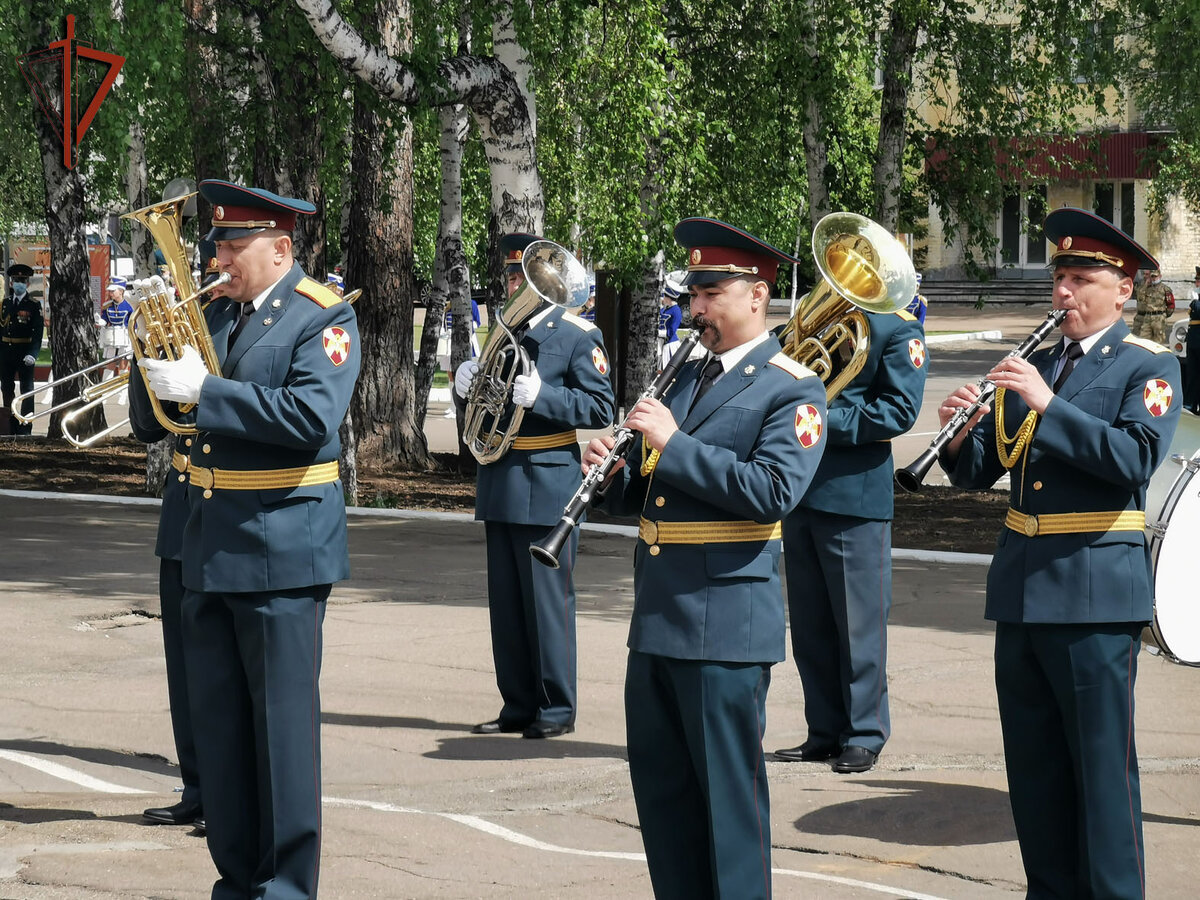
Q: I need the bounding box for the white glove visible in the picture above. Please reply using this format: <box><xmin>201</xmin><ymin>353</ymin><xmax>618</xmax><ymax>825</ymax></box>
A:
<box><xmin>139</xmin><ymin>344</ymin><xmax>208</xmax><ymax>404</ymax></box>
<box><xmin>512</xmin><ymin>367</ymin><xmax>542</xmax><ymax>408</ymax></box>
<box><xmin>22</xmin><ymin>355</ymin><xmax>35</xmax><ymax>367</ymax></box>
<box><xmin>454</xmin><ymin>360</ymin><xmax>479</xmax><ymax>399</ymax></box>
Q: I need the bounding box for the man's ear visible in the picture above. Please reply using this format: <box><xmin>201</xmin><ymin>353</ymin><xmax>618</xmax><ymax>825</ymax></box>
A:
<box><xmin>750</xmin><ymin>278</ymin><xmax>771</xmax><ymax>313</ymax></box>
<box><xmin>273</xmin><ymin>234</ymin><xmax>293</xmax><ymax>262</ymax></box>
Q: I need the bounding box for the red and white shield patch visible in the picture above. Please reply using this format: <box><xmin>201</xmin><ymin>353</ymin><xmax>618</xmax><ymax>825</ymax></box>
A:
<box><xmin>592</xmin><ymin>347</ymin><xmax>609</xmax><ymax>375</ymax></box>
<box><xmin>1144</xmin><ymin>378</ymin><xmax>1173</xmax><ymax>417</ymax></box>
<box><xmin>795</xmin><ymin>404</ymin><xmax>823</xmax><ymax>449</ymax></box>
<box><xmin>323</xmin><ymin>326</ymin><xmax>351</xmax><ymax>366</ymax></box>
<box><xmin>908</xmin><ymin>338</ymin><xmax>926</xmax><ymax>369</ymax></box>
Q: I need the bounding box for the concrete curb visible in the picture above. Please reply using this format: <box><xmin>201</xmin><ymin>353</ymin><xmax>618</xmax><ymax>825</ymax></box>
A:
<box><xmin>925</xmin><ymin>330</ymin><xmax>1002</xmax><ymax>345</ymax></box>
<box><xmin>2</xmin><ymin>488</ymin><xmax>994</xmax><ymax>567</ymax></box>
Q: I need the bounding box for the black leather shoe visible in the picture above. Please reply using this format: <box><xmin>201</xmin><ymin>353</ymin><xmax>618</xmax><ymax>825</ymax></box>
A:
<box><xmin>774</xmin><ymin>741</ymin><xmax>838</xmax><ymax>762</ymax></box>
<box><xmin>143</xmin><ymin>800</ymin><xmax>203</xmax><ymax>826</ymax></box>
<box><xmin>522</xmin><ymin>720</ymin><xmax>574</xmax><ymax>739</ymax></box>
<box><xmin>831</xmin><ymin>746</ymin><xmax>878</xmax><ymax>774</ymax></box>
<box><xmin>193</xmin><ymin>818</ymin><xmax>206</xmax><ymax>834</ymax></box>
<box><xmin>471</xmin><ymin>719</ymin><xmax>529</xmax><ymax>735</ymax></box>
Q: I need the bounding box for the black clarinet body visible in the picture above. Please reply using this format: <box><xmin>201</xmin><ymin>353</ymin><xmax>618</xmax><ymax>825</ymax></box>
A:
<box><xmin>530</xmin><ymin>328</ymin><xmax>704</xmax><ymax>568</ymax></box>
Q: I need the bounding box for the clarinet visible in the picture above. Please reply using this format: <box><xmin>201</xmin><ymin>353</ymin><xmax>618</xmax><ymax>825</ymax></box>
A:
<box><xmin>529</xmin><ymin>328</ymin><xmax>704</xmax><ymax>569</ymax></box>
<box><xmin>894</xmin><ymin>308</ymin><xmax>1068</xmax><ymax>493</ymax></box>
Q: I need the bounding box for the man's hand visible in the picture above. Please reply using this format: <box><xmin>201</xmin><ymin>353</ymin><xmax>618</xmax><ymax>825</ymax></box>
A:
<box><xmin>21</xmin><ymin>355</ymin><xmax>35</xmax><ymax>367</ymax></box>
<box><xmin>624</xmin><ymin>398</ymin><xmax>678</xmax><ymax>453</ymax></box>
<box><xmin>938</xmin><ymin>383</ymin><xmax>990</xmax><ymax>462</ymax></box>
<box><xmin>139</xmin><ymin>344</ymin><xmax>208</xmax><ymax>404</ymax></box>
<box><xmin>987</xmin><ymin>356</ymin><xmax>1053</xmax><ymax>415</ymax></box>
<box><xmin>454</xmin><ymin>360</ymin><xmax>478</xmax><ymax>399</ymax></box>
<box><xmin>582</xmin><ymin>435</ymin><xmax>620</xmax><ymax>477</ymax></box>
<box><xmin>512</xmin><ymin>367</ymin><xmax>542</xmax><ymax>408</ymax></box>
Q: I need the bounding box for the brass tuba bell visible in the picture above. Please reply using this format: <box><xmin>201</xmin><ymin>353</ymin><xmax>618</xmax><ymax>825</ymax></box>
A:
<box><xmin>462</xmin><ymin>240</ymin><xmax>591</xmax><ymax>464</ymax></box>
<box><xmin>777</xmin><ymin>212</ymin><xmax>916</xmax><ymax>400</ymax></box>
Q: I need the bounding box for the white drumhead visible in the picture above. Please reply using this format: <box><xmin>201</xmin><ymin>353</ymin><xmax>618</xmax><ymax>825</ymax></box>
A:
<box><xmin>1147</xmin><ymin>414</ymin><xmax>1200</xmax><ymax>518</ymax></box>
<box><xmin>1151</xmin><ymin>458</ymin><xmax>1200</xmax><ymax>665</ymax></box>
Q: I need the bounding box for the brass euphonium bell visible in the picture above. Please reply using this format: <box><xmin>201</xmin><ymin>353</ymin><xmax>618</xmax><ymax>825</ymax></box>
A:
<box><xmin>123</xmin><ymin>192</ymin><xmax>227</xmax><ymax>435</ymax></box>
<box><xmin>462</xmin><ymin>240</ymin><xmax>591</xmax><ymax>464</ymax></box>
<box><xmin>777</xmin><ymin>212</ymin><xmax>917</xmax><ymax>401</ymax></box>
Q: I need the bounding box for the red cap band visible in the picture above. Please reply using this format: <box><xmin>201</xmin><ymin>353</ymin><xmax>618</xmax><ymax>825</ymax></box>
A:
<box><xmin>687</xmin><ymin>246</ymin><xmax>778</xmax><ymax>282</ymax></box>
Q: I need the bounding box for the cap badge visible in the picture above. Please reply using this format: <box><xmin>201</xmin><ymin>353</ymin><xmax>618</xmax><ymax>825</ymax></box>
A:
<box><xmin>1061</xmin><ymin>236</ymin><xmax>1073</xmax><ymax>250</ymax></box>
<box><xmin>214</xmin><ymin>206</ymin><xmax>225</xmax><ymax>221</ymax></box>
<box><xmin>691</xmin><ymin>249</ymin><xmax>702</xmax><ymax>265</ymax></box>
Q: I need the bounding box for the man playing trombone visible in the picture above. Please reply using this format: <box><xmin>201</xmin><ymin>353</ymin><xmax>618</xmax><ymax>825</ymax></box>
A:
<box><xmin>1</xmin><ymin>263</ymin><xmax>42</xmax><ymax>436</ymax></box>
<box><xmin>935</xmin><ymin>208</ymin><xmax>1179</xmax><ymax>898</ymax></box>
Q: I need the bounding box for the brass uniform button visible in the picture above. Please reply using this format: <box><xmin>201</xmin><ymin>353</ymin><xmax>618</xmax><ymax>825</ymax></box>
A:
<box><xmin>1033</xmin><ymin>481</ymin><xmax>1043</xmax><ymax>491</ymax></box>
<box><xmin>649</xmin><ymin>545</ymin><xmax>661</xmax><ymax>556</ymax></box>
<box><xmin>185</xmin><ymin>438</ymin><xmax>193</xmax><ymax>447</ymax></box>
<box><xmin>655</xmin><ymin>496</ymin><xmax>665</xmax><ymax>508</ymax></box>
<box><xmin>178</xmin><ymin>474</ymin><xmax>186</xmax><ymax>483</ymax></box>
<box><xmin>203</xmin><ymin>489</ymin><xmax>213</xmax><ymax>500</ymax></box>
<box><xmin>202</xmin><ymin>444</ymin><xmax>211</xmax><ymax>454</ymax></box>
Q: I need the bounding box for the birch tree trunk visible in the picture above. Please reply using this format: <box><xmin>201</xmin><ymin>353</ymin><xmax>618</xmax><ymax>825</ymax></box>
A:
<box><xmin>26</xmin><ymin>13</ymin><xmax>96</xmax><ymax>442</ymax></box>
<box><xmin>871</xmin><ymin>7</ymin><xmax>920</xmax><ymax>232</ymax></box>
<box><xmin>183</xmin><ymin>0</ymin><xmax>228</xmax><ymax>228</ymax></box>
<box><xmin>345</xmin><ymin>1</ymin><xmax>427</xmax><ymax>468</ymax></box>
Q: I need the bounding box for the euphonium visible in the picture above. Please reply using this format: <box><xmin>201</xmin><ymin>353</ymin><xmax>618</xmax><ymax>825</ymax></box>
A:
<box><xmin>462</xmin><ymin>240</ymin><xmax>591</xmax><ymax>464</ymax></box>
<box><xmin>776</xmin><ymin>212</ymin><xmax>917</xmax><ymax>400</ymax></box>
<box><xmin>123</xmin><ymin>193</ymin><xmax>226</xmax><ymax>435</ymax></box>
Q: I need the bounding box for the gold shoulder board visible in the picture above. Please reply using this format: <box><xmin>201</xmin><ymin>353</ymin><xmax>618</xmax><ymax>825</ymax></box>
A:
<box><xmin>296</xmin><ymin>278</ymin><xmax>344</xmax><ymax>309</ymax></box>
<box><xmin>895</xmin><ymin>310</ymin><xmax>918</xmax><ymax>321</ymax></box>
<box><xmin>1122</xmin><ymin>334</ymin><xmax>1170</xmax><ymax>354</ymax></box>
<box><xmin>768</xmin><ymin>352</ymin><xmax>817</xmax><ymax>380</ymax></box>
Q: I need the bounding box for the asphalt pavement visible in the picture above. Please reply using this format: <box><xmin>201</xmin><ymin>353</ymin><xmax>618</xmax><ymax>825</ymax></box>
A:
<box><xmin>1</xmin><ymin>303</ymin><xmax>1198</xmax><ymax>898</ymax></box>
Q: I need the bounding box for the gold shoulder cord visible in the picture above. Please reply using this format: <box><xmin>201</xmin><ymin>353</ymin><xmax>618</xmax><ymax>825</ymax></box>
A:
<box><xmin>640</xmin><ymin>445</ymin><xmax>660</xmax><ymax>477</ymax></box>
<box><xmin>994</xmin><ymin>387</ymin><xmax>1039</xmax><ymax>469</ymax></box>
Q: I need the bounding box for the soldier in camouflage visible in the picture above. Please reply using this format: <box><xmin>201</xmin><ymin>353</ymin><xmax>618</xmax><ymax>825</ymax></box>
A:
<box><xmin>1132</xmin><ymin>269</ymin><xmax>1174</xmax><ymax>343</ymax></box>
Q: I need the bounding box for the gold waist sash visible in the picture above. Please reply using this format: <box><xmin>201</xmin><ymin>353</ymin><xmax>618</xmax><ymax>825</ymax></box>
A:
<box><xmin>189</xmin><ymin>461</ymin><xmax>340</xmax><ymax>492</ymax></box>
<box><xmin>512</xmin><ymin>430</ymin><xmax>577</xmax><ymax>451</ymax></box>
<box><xmin>1004</xmin><ymin>508</ymin><xmax>1145</xmax><ymax>538</ymax></box>
<box><xmin>638</xmin><ymin>517</ymin><xmax>783</xmax><ymax>545</ymax></box>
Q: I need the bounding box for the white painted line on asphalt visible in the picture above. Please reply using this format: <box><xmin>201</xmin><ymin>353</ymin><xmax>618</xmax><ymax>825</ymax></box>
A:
<box><xmin>0</xmin><ymin>749</ymin><xmax>151</xmax><ymax>794</ymax></box>
<box><xmin>324</xmin><ymin>795</ymin><xmax>953</xmax><ymax>899</ymax></box>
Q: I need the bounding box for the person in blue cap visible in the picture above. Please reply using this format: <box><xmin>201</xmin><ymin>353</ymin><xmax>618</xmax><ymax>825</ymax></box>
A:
<box><xmin>583</xmin><ymin>217</ymin><xmax>827</xmax><ymax>899</ymax></box>
<box><xmin>132</xmin><ymin>238</ymin><xmax>225</xmax><ymax>834</ymax></box>
<box><xmin>774</xmin><ymin>272</ymin><xmax>927</xmax><ymax>774</ymax></box>
<box><xmin>138</xmin><ymin>179</ymin><xmax>360</xmax><ymax>899</ymax></box>
<box><xmin>454</xmin><ymin>232</ymin><xmax>614</xmax><ymax>739</ymax></box>
<box><xmin>936</xmin><ymin>207</ymin><xmax>1179</xmax><ymax>899</ymax></box>
<box><xmin>657</xmin><ymin>271</ymin><xmax>684</xmax><ymax>368</ymax></box>
<box><xmin>100</xmin><ymin>276</ymin><xmax>135</xmax><ymax>380</ymax></box>
<box><xmin>1</xmin><ymin>263</ymin><xmax>43</xmax><ymax>435</ymax></box>
<box><xmin>904</xmin><ymin>271</ymin><xmax>928</xmax><ymax>324</ymax></box>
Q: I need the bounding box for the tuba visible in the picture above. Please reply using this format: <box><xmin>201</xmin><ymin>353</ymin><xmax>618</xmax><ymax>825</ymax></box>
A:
<box><xmin>124</xmin><ymin>193</ymin><xmax>227</xmax><ymax>435</ymax></box>
<box><xmin>777</xmin><ymin>212</ymin><xmax>916</xmax><ymax>400</ymax></box>
<box><xmin>462</xmin><ymin>240</ymin><xmax>590</xmax><ymax>464</ymax></box>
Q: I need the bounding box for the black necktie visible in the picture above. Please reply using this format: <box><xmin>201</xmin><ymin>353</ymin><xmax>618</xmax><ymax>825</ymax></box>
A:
<box><xmin>691</xmin><ymin>355</ymin><xmax>723</xmax><ymax>408</ymax></box>
<box><xmin>228</xmin><ymin>302</ymin><xmax>254</xmax><ymax>349</ymax></box>
<box><xmin>1052</xmin><ymin>341</ymin><xmax>1083</xmax><ymax>392</ymax></box>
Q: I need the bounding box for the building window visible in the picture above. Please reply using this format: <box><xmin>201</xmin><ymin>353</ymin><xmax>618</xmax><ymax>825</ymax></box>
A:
<box><xmin>999</xmin><ymin>184</ymin><xmax>1047</xmax><ymax>269</ymax></box>
<box><xmin>1093</xmin><ymin>181</ymin><xmax>1135</xmax><ymax>236</ymax></box>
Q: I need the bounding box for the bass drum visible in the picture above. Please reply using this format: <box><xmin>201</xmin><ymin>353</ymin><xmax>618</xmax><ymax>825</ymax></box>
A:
<box><xmin>1146</xmin><ymin>413</ymin><xmax>1200</xmax><ymax>665</ymax></box>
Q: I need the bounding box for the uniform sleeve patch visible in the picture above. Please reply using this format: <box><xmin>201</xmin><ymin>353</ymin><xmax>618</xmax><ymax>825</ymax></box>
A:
<box><xmin>768</xmin><ymin>352</ymin><xmax>818</xmax><ymax>380</ymax></box>
<box><xmin>564</xmin><ymin>312</ymin><xmax>599</xmax><ymax>332</ymax></box>
<box><xmin>297</xmin><ymin>277</ymin><xmax>344</xmax><ymax>309</ymax></box>
<box><xmin>895</xmin><ymin>310</ymin><xmax>918</xmax><ymax>322</ymax></box>
<box><xmin>908</xmin><ymin>338</ymin><xmax>926</xmax><ymax>368</ymax></box>
<box><xmin>592</xmin><ymin>346</ymin><xmax>609</xmax><ymax>375</ymax></box>
<box><xmin>1123</xmin><ymin>334</ymin><xmax>1170</xmax><ymax>354</ymax></box>
<box><xmin>795</xmin><ymin>404</ymin><xmax>823</xmax><ymax>448</ymax></box>
<box><xmin>323</xmin><ymin>326</ymin><xmax>352</xmax><ymax>366</ymax></box>
<box><xmin>1144</xmin><ymin>379</ymin><xmax>1173</xmax><ymax>416</ymax></box>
